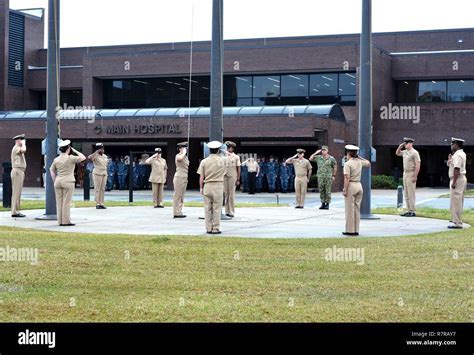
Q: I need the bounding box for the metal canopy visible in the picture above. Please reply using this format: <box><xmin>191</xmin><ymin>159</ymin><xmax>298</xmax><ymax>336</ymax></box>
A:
<box><xmin>0</xmin><ymin>104</ymin><xmax>346</xmax><ymax>121</ymax></box>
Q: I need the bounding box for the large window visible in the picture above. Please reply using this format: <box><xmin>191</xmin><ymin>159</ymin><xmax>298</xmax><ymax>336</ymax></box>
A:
<box><xmin>37</xmin><ymin>90</ymin><xmax>83</xmax><ymax>110</ymax></box>
<box><xmin>103</xmin><ymin>72</ymin><xmax>357</xmax><ymax>109</ymax></box>
<box><xmin>418</xmin><ymin>81</ymin><xmax>446</xmax><ymax>103</ymax></box>
<box><xmin>397</xmin><ymin>79</ymin><xmax>474</xmax><ymax>103</ymax></box>
<box><xmin>447</xmin><ymin>80</ymin><xmax>474</xmax><ymax>102</ymax></box>
<box><xmin>103</xmin><ymin>77</ymin><xmax>210</xmax><ymax>108</ymax></box>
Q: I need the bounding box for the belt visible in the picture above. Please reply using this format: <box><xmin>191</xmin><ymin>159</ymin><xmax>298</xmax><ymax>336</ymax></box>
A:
<box><xmin>349</xmin><ymin>180</ymin><xmax>360</xmax><ymax>183</ymax></box>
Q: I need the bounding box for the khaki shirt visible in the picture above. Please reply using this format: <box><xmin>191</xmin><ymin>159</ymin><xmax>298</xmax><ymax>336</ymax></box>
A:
<box><xmin>448</xmin><ymin>149</ymin><xmax>467</xmax><ymax>178</ymax></box>
<box><xmin>402</xmin><ymin>149</ymin><xmax>421</xmax><ymax>172</ymax></box>
<box><xmin>50</xmin><ymin>155</ymin><xmax>81</xmax><ymax>183</ymax></box>
<box><xmin>246</xmin><ymin>160</ymin><xmax>259</xmax><ymax>173</ymax></box>
<box><xmin>225</xmin><ymin>153</ymin><xmax>241</xmax><ymax>178</ymax></box>
<box><xmin>174</xmin><ymin>154</ymin><xmax>189</xmax><ymax>178</ymax></box>
<box><xmin>11</xmin><ymin>145</ymin><xmax>26</xmax><ymax>171</ymax></box>
<box><xmin>92</xmin><ymin>154</ymin><xmax>108</xmax><ymax>176</ymax></box>
<box><xmin>343</xmin><ymin>158</ymin><xmax>370</xmax><ymax>182</ymax></box>
<box><xmin>146</xmin><ymin>156</ymin><xmax>168</xmax><ymax>184</ymax></box>
<box><xmin>197</xmin><ymin>154</ymin><xmax>226</xmax><ymax>183</ymax></box>
<box><xmin>289</xmin><ymin>158</ymin><xmax>312</xmax><ymax>177</ymax></box>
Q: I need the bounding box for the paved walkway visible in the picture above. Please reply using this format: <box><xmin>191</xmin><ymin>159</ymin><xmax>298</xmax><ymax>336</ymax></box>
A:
<box><xmin>2</xmin><ymin>187</ymin><xmax>473</xmax><ymax>209</ymax></box>
<box><xmin>0</xmin><ymin>205</ymin><xmax>465</xmax><ymax>239</ymax></box>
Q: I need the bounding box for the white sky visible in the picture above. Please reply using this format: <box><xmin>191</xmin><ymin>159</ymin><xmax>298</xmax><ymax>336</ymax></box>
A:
<box><xmin>9</xmin><ymin>0</ymin><xmax>474</xmax><ymax>48</ymax></box>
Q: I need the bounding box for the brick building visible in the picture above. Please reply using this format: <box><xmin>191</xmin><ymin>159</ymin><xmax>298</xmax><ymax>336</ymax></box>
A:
<box><xmin>0</xmin><ymin>0</ymin><xmax>473</xmax><ymax>189</ymax></box>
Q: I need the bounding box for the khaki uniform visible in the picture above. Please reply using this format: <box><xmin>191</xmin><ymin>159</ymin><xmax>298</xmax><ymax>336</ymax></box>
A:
<box><xmin>146</xmin><ymin>156</ymin><xmax>167</xmax><ymax>207</ymax></box>
<box><xmin>197</xmin><ymin>154</ymin><xmax>226</xmax><ymax>232</ymax></box>
<box><xmin>224</xmin><ymin>153</ymin><xmax>241</xmax><ymax>215</ymax></box>
<box><xmin>343</xmin><ymin>158</ymin><xmax>370</xmax><ymax>234</ymax></box>
<box><xmin>289</xmin><ymin>158</ymin><xmax>312</xmax><ymax>207</ymax></box>
<box><xmin>173</xmin><ymin>154</ymin><xmax>189</xmax><ymax>216</ymax></box>
<box><xmin>92</xmin><ymin>154</ymin><xmax>108</xmax><ymax>206</ymax></box>
<box><xmin>10</xmin><ymin>145</ymin><xmax>27</xmax><ymax>215</ymax></box>
<box><xmin>402</xmin><ymin>149</ymin><xmax>421</xmax><ymax>212</ymax></box>
<box><xmin>448</xmin><ymin>149</ymin><xmax>467</xmax><ymax>227</ymax></box>
<box><xmin>50</xmin><ymin>155</ymin><xmax>81</xmax><ymax>225</ymax></box>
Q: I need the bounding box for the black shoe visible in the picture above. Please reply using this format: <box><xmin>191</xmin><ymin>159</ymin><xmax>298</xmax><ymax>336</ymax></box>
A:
<box><xmin>226</xmin><ymin>214</ymin><xmax>234</xmax><ymax>218</ymax></box>
<box><xmin>212</xmin><ymin>230</ymin><xmax>222</xmax><ymax>234</ymax></box>
<box><xmin>206</xmin><ymin>231</ymin><xmax>213</xmax><ymax>234</ymax></box>
<box><xmin>342</xmin><ymin>232</ymin><xmax>358</xmax><ymax>236</ymax></box>
<box><xmin>154</xmin><ymin>205</ymin><xmax>164</xmax><ymax>208</ymax></box>
<box><xmin>319</xmin><ymin>204</ymin><xmax>325</xmax><ymax>210</ymax></box>
<box><xmin>60</xmin><ymin>223</ymin><xmax>75</xmax><ymax>226</ymax></box>
<box><xmin>407</xmin><ymin>212</ymin><xmax>416</xmax><ymax>217</ymax></box>
<box><xmin>96</xmin><ymin>205</ymin><xmax>107</xmax><ymax>209</ymax></box>
<box><xmin>295</xmin><ymin>206</ymin><xmax>303</xmax><ymax>209</ymax></box>
<box><xmin>11</xmin><ymin>213</ymin><xmax>26</xmax><ymax>218</ymax></box>
<box><xmin>174</xmin><ymin>215</ymin><xmax>186</xmax><ymax>218</ymax></box>
<box><xmin>400</xmin><ymin>212</ymin><xmax>410</xmax><ymax>217</ymax></box>
<box><xmin>447</xmin><ymin>225</ymin><xmax>463</xmax><ymax>229</ymax></box>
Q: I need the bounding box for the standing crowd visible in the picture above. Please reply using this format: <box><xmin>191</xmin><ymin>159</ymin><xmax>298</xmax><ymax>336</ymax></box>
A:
<box><xmin>8</xmin><ymin>134</ymin><xmax>469</xmax><ymax>235</ymax></box>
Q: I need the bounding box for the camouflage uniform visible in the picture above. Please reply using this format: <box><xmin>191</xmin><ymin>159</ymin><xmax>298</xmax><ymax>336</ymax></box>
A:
<box><xmin>313</xmin><ymin>155</ymin><xmax>337</xmax><ymax>204</ymax></box>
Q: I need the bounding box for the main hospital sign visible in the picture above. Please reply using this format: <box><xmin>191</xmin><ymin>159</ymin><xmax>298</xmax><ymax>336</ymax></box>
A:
<box><xmin>95</xmin><ymin>123</ymin><xmax>182</xmax><ymax>135</ymax></box>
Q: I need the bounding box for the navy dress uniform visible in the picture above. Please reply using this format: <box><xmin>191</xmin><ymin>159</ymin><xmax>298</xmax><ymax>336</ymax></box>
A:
<box><xmin>342</xmin><ymin>145</ymin><xmax>371</xmax><ymax>236</ymax></box>
<box><xmin>11</xmin><ymin>134</ymin><xmax>27</xmax><ymax>218</ymax></box>
<box><xmin>223</xmin><ymin>141</ymin><xmax>241</xmax><ymax>218</ymax></box>
<box><xmin>50</xmin><ymin>140</ymin><xmax>86</xmax><ymax>226</ymax></box>
<box><xmin>88</xmin><ymin>143</ymin><xmax>108</xmax><ymax>209</ymax></box>
<box><xmin>173</xmin><ymin>142</ymin><xmax>189</xmax><ymax>218</ymax></box>
<box><xmin>146</xmin><ymin>148</ymin><xmax>168</xmax><ymax>208</ymax></box>
<box><xmin>285</xmin><ymin>149</ymin><xmax>312</xmax><ymax>208</ymax></box>
<box><xmin>447</xmin><ymin>138</ymin><xmax>467</xmax><ymax>229</ymax></box>
<box><xmin>198</xmin><ymin>141</ymin><xmax>227</xmax><ymax>234</ymax></box>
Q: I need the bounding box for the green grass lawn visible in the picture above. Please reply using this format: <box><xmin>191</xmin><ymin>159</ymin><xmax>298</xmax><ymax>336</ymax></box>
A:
<box><xmin>0</xmin><ymin>200</ymin><xmax>282</xmax><ymax>212</ymax></box>
<box><xmin>0</xmin><ymin>208</ymin><xmax>472</xmax><ymax>322</ymax></box>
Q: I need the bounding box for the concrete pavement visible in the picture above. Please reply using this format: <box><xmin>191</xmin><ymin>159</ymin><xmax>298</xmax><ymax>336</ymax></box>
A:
<box><xmin>0</xmin><ymin>205</ymin><xmax>467</xmax><ymax>239</ymax></box>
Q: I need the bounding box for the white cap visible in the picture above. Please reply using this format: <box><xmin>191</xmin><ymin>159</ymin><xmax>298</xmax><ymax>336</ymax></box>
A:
<box><xmin>345</xmin><ymin>144</ymin><xmax>359</xmax><ymax>151</ymax></box>
<box><xmin>58</xmin><ymin>139</ymin><xmax>71</xmax><ymax>148</ymax></box>
<box><xmin>451</xmin><ymin>137</ymin><xmax>465</xmax><ymax>143</ymax></box>
<box><xmin>96</xmin><ymin>142</ymin><xmax>104</xmax><ymax>147</ymax></box>
<box><xmin>208</xmin><ymin>141</ymin><xmax>222</xmax><ymax>149</ymax></box>
<box><xmin>155</xmin><ymin>148</ymin><xmax>162</xmax><ymax>153</ymax></box>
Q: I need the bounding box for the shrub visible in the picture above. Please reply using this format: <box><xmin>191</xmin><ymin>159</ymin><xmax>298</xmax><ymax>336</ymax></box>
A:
<box><xmin>372</xmin><ymin>175</ymin><xmax>401</xmax><ymax>189</ymax></box>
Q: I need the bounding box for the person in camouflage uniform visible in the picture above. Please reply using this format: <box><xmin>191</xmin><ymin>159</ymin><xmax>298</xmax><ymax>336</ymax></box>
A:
<box><xmin>309</xmin><ymin>145</ymin><xmax>337</xmax><ymax>209</ymax></box>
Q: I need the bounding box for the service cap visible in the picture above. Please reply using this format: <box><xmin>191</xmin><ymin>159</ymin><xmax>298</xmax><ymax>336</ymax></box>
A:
<box><xmin>208</xmin><ymin>141</ymin><xmax>222</xmax><ymax>149</ymax></box>
<box><xmin>345</xmin><ymin>144</ymin><xmax>359</xmax><ymax>151</ymax></box>
<box><xmin>58</xmin><ymin>139</ymin><xmax>71</xmax><ymax>148</ymax></box>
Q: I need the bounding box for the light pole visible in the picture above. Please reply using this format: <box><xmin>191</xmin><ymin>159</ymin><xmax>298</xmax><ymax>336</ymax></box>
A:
<box><xmin>209</xmin><ymin>0</ymin><xmax>223</xmax><ymax>142</ymax></box>
<box><xmin>358</xmin><ymin>0</ymin><xmax>377</xmax><ymax>219</ymax></box>
<box><xmin>38</xmin><ymin>0</ymin><xmax>60</xmax><ymax>220</ymax></box>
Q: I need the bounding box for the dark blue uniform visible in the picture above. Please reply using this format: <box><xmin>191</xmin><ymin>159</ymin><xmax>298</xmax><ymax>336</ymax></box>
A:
<box><xmin>279</xmin><ymin>163</ymin><xmax>290</xmax><ymax>193</ymax></box>
<box><xmin>256</xmin><ymin>160</ymin><xmax>266</xmax><ymax>192</ymax></box>
<box><xmin>107</xmin><ymin>160</ymin><xmax>117</xmax><ymax>191</ymax></box>
<box><xmin>265</xmin><ymin>160</ymin><xmax>278</xmax><ymax>193</ymax></box>
<box><xmin>240</xmin><ymin>164</ymin><xmax>248</xmax><ymax>192</ymax></box>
